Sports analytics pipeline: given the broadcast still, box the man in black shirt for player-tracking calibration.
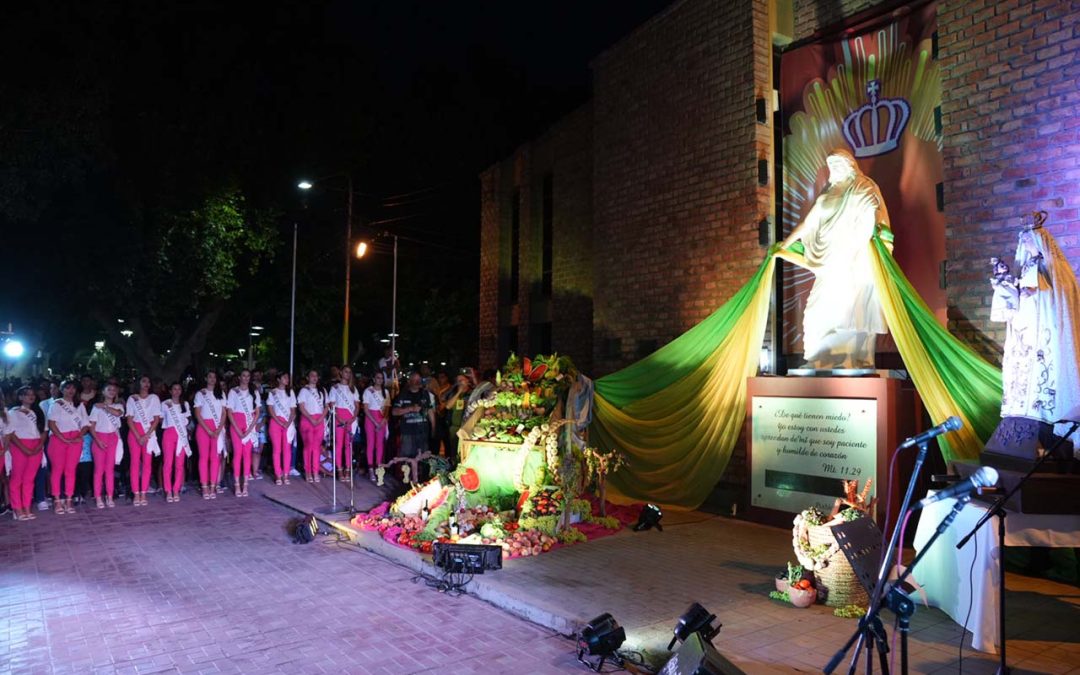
[392,373,436,458]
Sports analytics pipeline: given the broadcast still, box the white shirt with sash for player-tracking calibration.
[227,387,259,446]
[162,400,193,457]
[47,399,88,436]
[266,387,297,444]
[126,394,162,456]
[329,383,360,433]
[6,407,47,473]
[194,389,228,455]
[89,402,126,464]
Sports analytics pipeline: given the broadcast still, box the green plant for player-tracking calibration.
[801,507,826,527]
[834,605,867,619]
[557,528,587,544]
[568,499,592,519]
[840,507,865,522]
[518,515,560,537]
[768,590,790,603]
[787,562,804,586]
[589,515,620,530]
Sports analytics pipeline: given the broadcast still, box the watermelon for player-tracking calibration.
[459,468,481,492]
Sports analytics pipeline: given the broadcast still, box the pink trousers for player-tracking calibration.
[300,416,323,478]
[196,421,221,486]
[162,428,186,493]
[128,423,153,493]
[269,420,291,479]
[9,441,42,510]
[365,411,386,467]
[47,434,82,499]
[334,409,355,471]
[230,413,254,482]
[92,431,119,498]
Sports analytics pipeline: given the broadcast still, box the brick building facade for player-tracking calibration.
[479,0,1080,486]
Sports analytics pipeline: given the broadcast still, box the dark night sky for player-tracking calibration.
[0,0,671,372]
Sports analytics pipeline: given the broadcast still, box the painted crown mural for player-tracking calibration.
[842,79,911,158]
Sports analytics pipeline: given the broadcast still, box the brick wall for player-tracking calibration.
[792,0,889,40]
[477,106,595,373]
[591,0,775,379]
[938,0,1080,363]
[478,166,501,369]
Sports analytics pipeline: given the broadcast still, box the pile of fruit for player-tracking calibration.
[524,488,563,516]
[466,354,575,444]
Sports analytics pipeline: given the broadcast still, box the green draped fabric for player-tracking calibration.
[592,237,1003,510]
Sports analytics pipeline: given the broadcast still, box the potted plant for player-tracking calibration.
[786,562,816,608]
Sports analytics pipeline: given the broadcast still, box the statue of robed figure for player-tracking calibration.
[776,149,893,371]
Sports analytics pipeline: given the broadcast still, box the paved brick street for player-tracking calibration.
[0,486,582,675]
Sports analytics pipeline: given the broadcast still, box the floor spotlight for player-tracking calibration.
[576,613,626,672]
[291,514,319,544]
[667,602,722,651]
[633,503,663,532]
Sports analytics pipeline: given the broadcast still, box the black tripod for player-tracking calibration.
[825,438,932,675]
[955,420,1079,675]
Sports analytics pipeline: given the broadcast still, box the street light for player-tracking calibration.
[3,340,25,359]
[355,241,368,259]
[297,180,313,190]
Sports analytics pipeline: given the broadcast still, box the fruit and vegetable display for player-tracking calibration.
[353,353,631,559]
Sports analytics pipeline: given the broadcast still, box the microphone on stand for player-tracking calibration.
[913,466,999,510]
[899,416,963,449]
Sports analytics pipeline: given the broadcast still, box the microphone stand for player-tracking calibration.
[825,439,931,675]
[316,406,348,515]
[954,420,1079,675]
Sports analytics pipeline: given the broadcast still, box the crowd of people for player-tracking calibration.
[0,350,495,522]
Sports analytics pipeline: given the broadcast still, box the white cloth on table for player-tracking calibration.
[912,490,1080,654]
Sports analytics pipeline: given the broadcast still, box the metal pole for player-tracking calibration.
[247,317,253,370]
[391,235,398,386]
[343,174,353,365]
[289,222,297,377]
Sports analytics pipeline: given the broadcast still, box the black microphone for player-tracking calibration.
[913,466,999,510]
[899,416,962,449]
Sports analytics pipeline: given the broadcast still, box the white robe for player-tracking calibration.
[995,226,1080,438]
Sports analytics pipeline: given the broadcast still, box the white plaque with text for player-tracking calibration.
[750,396,877,515]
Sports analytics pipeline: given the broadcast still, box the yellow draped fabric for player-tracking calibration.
[593,236,1002,510]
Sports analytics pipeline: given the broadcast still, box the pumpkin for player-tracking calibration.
[459,468,481,492]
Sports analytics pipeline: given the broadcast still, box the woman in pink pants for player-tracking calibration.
[362,371,391,482]
[87,383,124,508]
[126,376,162,507]
[194,371,227,500]
[329,366,360,481]
[6,387,46,521]
[227,369,258,497]
[161,383,192,503]
[297,370,327,483]
[46,381,89,515]
[266,371,297,484]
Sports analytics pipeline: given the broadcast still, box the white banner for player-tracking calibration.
[750,396,877,515]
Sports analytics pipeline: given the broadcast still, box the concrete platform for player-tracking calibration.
[264,477,1080,673]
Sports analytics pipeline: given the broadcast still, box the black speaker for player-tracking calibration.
[659,633,744,675]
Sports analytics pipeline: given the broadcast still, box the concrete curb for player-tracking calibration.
[261,492,584,638]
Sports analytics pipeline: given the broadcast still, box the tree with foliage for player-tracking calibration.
[88,189,278,383]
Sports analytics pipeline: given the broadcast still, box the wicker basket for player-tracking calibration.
[807,523,869,608]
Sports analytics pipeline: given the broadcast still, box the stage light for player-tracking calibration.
[667,602,722,650]
[633,503,663,532]
[576,613,626,672]
[291,514,319,544]
[3,340,25,359]
[297,180,313,190]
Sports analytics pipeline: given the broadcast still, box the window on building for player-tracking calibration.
[510,189,521,304]
[541,173,553,297]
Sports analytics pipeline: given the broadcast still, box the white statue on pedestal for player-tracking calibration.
[777,149,892,371]
[991,213,1080,436]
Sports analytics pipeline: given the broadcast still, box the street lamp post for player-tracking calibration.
[289,222,298,377]
[343,174,354,365]
[355,233,399,385]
